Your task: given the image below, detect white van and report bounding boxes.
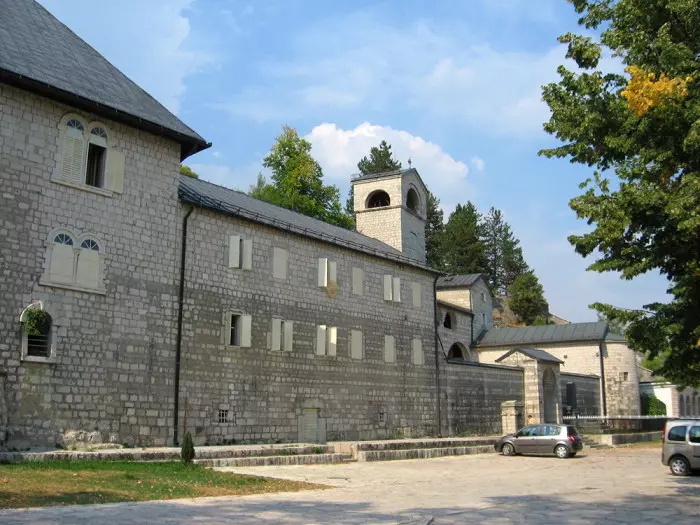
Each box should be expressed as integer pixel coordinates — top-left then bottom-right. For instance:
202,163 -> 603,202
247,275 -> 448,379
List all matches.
662,419 -> 700,476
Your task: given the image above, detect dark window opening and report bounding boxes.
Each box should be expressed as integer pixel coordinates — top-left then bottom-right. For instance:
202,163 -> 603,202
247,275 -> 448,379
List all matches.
367,190 -> 390,208
25,311 -> 52,358
218,409 -> 230,424
85,143 -> 106,188
406,188 -> 419,212
447,343 -> 464,361
566,382 -> 577,410
443,313 -> 453,329
229,314 -> 240,346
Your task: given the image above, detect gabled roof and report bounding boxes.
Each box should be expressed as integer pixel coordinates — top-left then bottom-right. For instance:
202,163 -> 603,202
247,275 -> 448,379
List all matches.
179,176 -> 438,272
437,274 -> 484,289
478,321 -> 622,348
0,0 -> 208,160
496,347 -> 564,364
437,300 -> 474,317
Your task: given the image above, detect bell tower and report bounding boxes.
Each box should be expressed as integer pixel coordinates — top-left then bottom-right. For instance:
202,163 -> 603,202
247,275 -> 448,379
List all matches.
352,168 -> 427,263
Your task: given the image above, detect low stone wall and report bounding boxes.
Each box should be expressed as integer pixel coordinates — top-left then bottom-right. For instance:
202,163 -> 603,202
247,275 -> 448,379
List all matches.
585,431 -> 662,447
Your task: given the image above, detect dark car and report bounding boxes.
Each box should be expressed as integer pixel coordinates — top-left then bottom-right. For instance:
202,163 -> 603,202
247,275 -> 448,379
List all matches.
495,424 -> 583,458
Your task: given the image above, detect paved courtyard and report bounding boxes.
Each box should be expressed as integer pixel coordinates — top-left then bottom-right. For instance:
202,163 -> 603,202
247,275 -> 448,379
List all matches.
1,447 -> 698,524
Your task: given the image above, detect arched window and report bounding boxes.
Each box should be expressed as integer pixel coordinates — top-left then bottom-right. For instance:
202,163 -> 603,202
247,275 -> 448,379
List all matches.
47,229 -> 77,284
406,188 -> 419,212
41,229 -> 105,293
447,343 -> 465,361
20,302 -> 56,362
367,190 -> 390,208
77,235 -> 102,289
443,312 -> 453,329
60,117 -> 87,185
86,126 -> 108,188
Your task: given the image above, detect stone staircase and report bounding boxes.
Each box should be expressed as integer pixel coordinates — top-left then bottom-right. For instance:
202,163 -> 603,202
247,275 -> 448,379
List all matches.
193,445 -> 350,467
338,437 -> 499,462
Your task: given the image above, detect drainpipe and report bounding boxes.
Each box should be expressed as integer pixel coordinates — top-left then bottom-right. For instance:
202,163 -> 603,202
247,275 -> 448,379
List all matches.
598,342 -> 608,418
173,206 -> 193,446
433,275 -> 442,437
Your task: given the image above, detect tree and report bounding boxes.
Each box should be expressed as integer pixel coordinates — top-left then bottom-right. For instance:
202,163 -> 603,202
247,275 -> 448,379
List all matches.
540,1 -> 700,386
252,126 -> 353,230
180,165 -> 198,178
441,203 -> 488,275
425,191 -> 445,269
507,272 -> 549,326
482,207 -> 530,294
180,431 -> 195,463
357,140 -> 402,175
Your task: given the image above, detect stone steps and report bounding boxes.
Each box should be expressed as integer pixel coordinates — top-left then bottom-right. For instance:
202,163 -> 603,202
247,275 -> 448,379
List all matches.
197,452 -> 351,467
356,444 -> 495,462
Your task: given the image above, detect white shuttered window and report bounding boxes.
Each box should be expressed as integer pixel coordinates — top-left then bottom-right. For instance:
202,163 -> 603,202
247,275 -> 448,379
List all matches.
384,335 -> 395,363
383,275 -> 401,302
350,330 -> 363,360
229,235 -> 253,270
412,282 -> 422,308
352,267 -> 364,296
412,338 -> 424,365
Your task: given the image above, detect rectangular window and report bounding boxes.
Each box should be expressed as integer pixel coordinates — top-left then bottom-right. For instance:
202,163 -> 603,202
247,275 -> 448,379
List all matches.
218,409 -> 230,424
689,427 -> 700,444
412,282 -> 421,308
224,313 -> 251,348
85,143 -> 106,188
273,247 -> 288,280
384,335 -> 395,363
350,330 -> 363,360
318,258 -> 337,288
271,318 -> 294,351
352,267 -> 364,296
383,275 -> 401,302
412,338 -> 423,365
316,325 -> 337,356
482,312 -> 486,325
480,291 -> 486,303
228,235 -> 253,270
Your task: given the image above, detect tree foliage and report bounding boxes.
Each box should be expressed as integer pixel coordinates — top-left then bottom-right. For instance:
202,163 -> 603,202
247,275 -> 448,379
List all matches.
425,191 -> 445,269
507,272 -> 549,325
441,203 -> 488,275
357,140 -> 402,175
482,207 -> 530,294
540,0 -> 700,386
251,126 -> 353,229
180,431 -> 195,463
180,165 -> 199,178
640,393 -> 667,416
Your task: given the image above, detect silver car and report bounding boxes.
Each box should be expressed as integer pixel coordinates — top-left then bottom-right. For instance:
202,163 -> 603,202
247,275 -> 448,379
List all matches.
496,424 -> 583,459
662,419 -> 700,476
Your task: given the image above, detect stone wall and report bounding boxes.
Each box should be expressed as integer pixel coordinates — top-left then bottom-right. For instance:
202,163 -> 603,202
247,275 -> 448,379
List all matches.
436,289 -> 471,310
437,306 -> 473,360
469,279 -> 493,337
0,84 -> 182,447
560,373 -> 601,416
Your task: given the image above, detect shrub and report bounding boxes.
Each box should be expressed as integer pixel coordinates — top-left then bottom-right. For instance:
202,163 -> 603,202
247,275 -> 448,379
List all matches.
181,431 -> 195,464
640,393 -> 667,416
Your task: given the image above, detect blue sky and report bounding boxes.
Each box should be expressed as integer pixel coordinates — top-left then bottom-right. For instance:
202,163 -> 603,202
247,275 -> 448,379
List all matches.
41,0 -> 670,322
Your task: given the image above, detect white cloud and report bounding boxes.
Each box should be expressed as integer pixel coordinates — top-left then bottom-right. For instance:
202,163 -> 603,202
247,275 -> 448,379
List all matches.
307,122 -> 471,212
41,0 -> 216,115
471,157 -> 485,172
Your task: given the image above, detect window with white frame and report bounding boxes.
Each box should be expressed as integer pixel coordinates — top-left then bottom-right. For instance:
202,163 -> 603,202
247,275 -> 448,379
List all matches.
272,247 -> 288,279
41,229 -> 105,293
270,317 -> 294,351
20,302 -> 57,363
222,312 -> 252,348
317,258 -> 337,288
350,330 -> 363,360
412,338 -> 424,365
411,282 -> 422,307
383,275 -> 401,302
384,335 -> 396,363
228,234 -> 253,270
316,325 -> 338,356
54,116 -> 124,194
352,267 -> 364,296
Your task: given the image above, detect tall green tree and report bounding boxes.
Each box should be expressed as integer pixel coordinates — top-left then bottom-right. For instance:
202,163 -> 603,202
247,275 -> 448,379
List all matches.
507,272 -> 549,325
482,207 -> 530,294
441,203 -> 488,275
425,191 -> 445,269
251,126 -> 353,229
357,140 -> 402,175
540,0 -> 700,386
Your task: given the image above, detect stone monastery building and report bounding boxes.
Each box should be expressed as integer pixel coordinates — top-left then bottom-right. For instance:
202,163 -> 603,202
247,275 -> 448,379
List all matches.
0,0 -> 644,448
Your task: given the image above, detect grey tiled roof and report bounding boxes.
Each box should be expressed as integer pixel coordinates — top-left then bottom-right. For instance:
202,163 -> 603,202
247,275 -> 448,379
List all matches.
351,168 -> 429,194
495,347 -> 564,364
0,0 -> 208,159
478,322 -> 622,348
179,176 -> 438,272
437,274 -> 483,288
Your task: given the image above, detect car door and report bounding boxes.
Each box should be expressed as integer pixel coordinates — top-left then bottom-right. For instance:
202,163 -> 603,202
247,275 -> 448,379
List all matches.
514,425 -> 538,454
689,426 -> 700,469
533,425 -> 555,453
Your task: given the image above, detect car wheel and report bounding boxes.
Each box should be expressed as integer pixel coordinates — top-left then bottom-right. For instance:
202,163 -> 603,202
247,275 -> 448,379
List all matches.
554,445 -> 570,459
669,456 -> 691,476
502,443 -> 515,456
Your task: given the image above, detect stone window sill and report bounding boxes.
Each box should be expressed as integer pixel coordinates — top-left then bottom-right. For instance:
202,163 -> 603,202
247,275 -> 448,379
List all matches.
21,354 -> 56,364
51,177 -> 114,197
39,279 -> 107,295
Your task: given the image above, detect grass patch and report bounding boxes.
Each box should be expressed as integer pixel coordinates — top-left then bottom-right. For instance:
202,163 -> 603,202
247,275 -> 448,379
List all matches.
0,461 -> 324,509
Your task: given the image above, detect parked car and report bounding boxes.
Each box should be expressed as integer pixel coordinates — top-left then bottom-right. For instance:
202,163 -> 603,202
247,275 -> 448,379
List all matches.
495,424 -> 583,458
662,419 -> 700,476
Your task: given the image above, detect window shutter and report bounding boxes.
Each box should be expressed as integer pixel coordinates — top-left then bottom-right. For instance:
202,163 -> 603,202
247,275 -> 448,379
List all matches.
50,244 -> 75,283
318,258 -> 328,287
61,132 -> 85,184
383,275 -> 393,301
328,261 -> 337,282
240,314 -> 252,348
384,335 -> 395,363
352,267 -> 364,296
412,338 -> 423,365
351,330 -> 363,360
76,249 -> 100,288
412,282 -> 421,308
105,149 -> 125,193
316,325 -> 327,355
392,277 -> 401,303
327,326 -> 337,356
228,235 -> 241,268
271,318 -> 282,351
273,247 -> 287,279
283,321 -> 294,352
242,239 -> 253,270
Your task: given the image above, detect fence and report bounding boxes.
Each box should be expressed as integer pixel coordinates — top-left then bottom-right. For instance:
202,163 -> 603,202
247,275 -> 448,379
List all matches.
563,414 -> 672,433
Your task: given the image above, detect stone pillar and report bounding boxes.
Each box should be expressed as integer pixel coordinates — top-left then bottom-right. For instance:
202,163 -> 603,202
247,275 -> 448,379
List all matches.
501,400 -> 524,435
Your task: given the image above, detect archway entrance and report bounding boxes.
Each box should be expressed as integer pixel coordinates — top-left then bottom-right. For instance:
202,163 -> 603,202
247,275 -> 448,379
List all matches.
542,368 -> 558,423
447,342 -> 469,361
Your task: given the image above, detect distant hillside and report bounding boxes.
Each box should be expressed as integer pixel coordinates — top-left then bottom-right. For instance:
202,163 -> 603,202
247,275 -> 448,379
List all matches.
492,295 -> 570,328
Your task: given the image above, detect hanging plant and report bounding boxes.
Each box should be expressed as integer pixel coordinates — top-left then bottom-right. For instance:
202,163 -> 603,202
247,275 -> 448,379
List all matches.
23,309 -> 52,336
